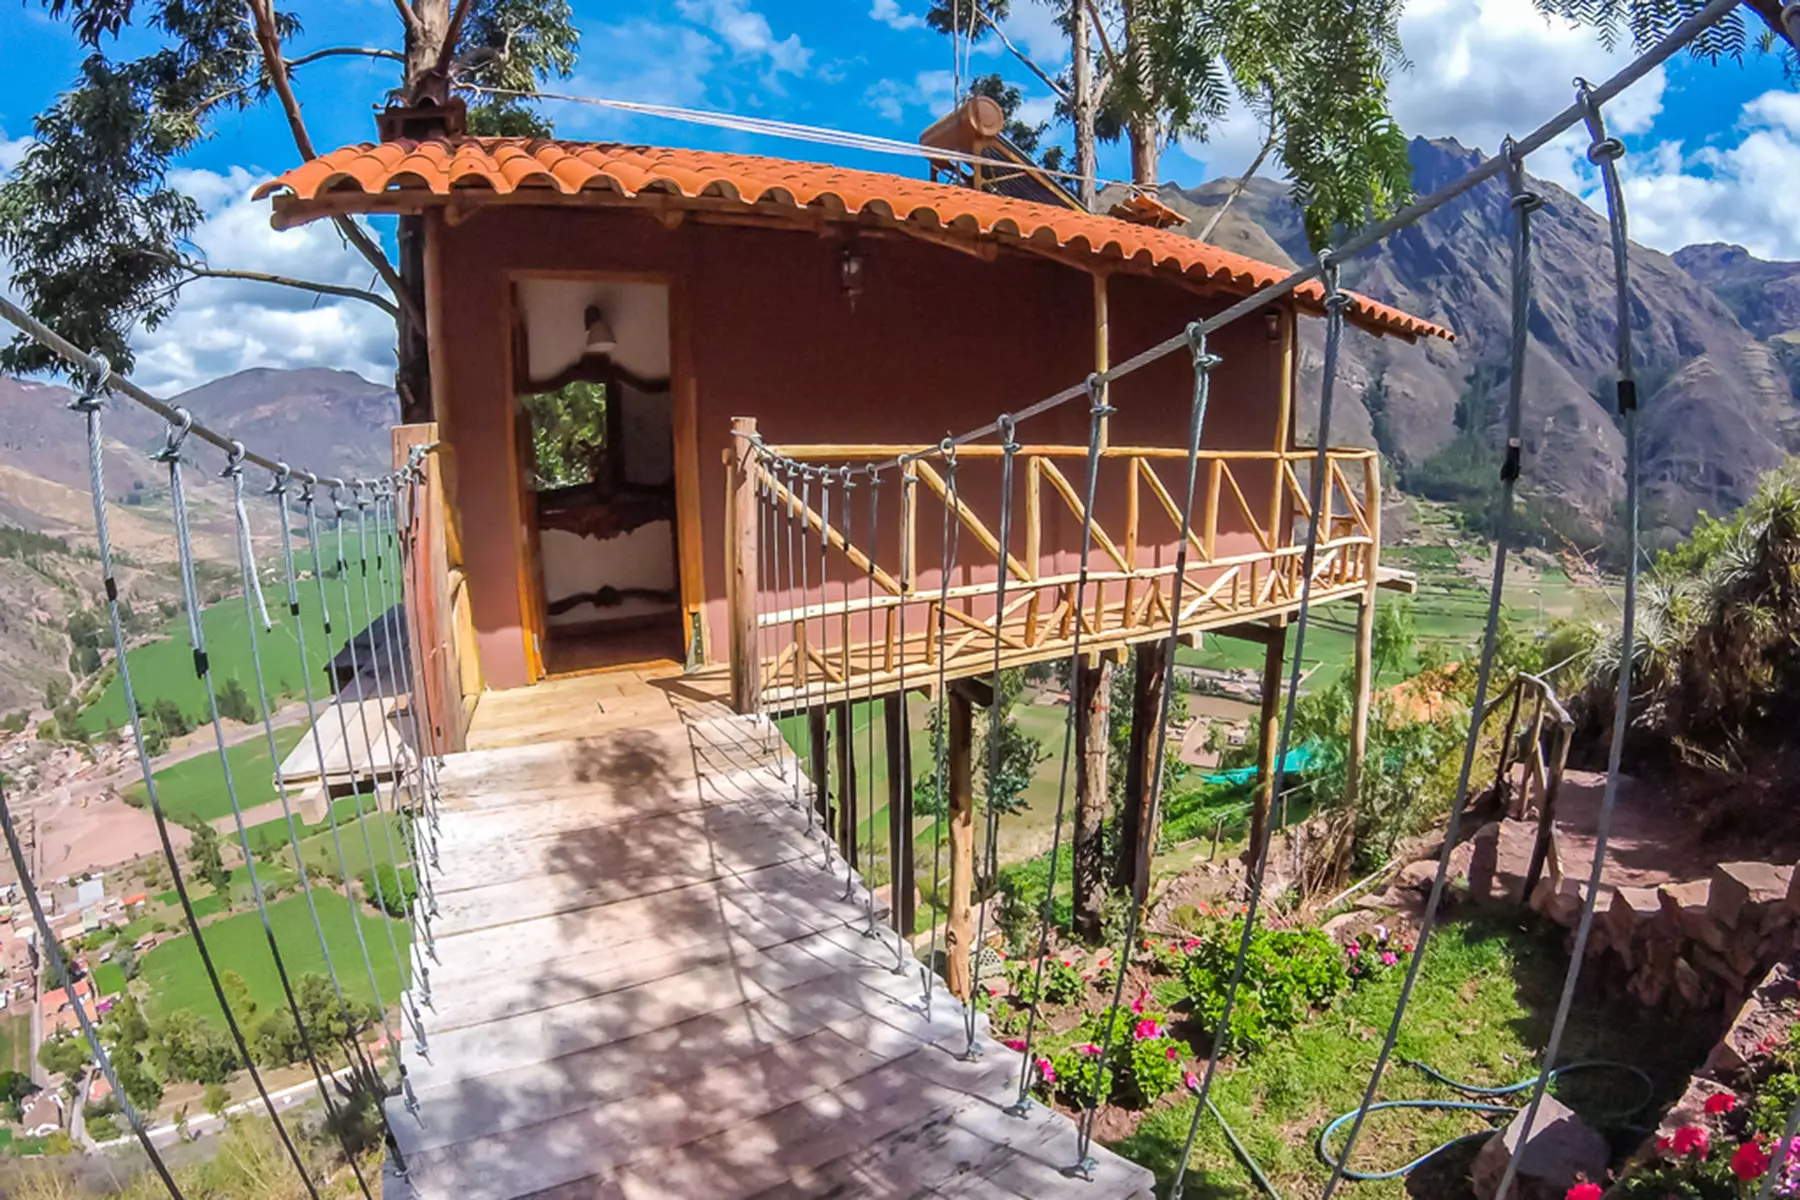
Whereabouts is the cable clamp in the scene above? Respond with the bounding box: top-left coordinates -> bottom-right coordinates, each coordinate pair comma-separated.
1510,189 -> 1545,213
1586,136 -> 1624,165
354,478 -> 373,509
67,354 -> 112,413
1616,377 -> 1638,415
1085,373 -> 1115,420
1500,440 -> 1522,484
266,462 -> 292,497
838,465 -> 854,490
997,413 -> 1019,455
220,440 -> 247,478
150,407 -> 194,463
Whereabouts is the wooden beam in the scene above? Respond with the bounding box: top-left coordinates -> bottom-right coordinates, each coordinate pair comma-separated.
728,416 -> 761,714
884,693 -> 917,938
1094,271 -> 1111,449
808,706 -> 831,832
1118,640 -> 1166,906
945,687 -> 975,1001
1346,454 -> 1383,811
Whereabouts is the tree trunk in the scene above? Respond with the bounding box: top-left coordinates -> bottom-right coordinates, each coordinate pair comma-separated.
884,694 -> 916,938
1070,0 -> 1097,210
945,688 -> 975,1000
1071,656 -> 1110,939
1248,634 -> 1284,870
395,219 -> 433,422
1121,0 -> 1159,190
1117,641 -> 1165,906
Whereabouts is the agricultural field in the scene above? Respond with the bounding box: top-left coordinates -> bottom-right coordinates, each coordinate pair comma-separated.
138,893 -> 410,1027
0,1014 -> 30,1077
122,725 -> 307,824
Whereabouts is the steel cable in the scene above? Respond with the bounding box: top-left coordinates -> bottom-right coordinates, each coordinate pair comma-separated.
922,442 -> 963,1009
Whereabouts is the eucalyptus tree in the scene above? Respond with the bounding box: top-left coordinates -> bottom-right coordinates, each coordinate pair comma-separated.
1,0 -> 577,418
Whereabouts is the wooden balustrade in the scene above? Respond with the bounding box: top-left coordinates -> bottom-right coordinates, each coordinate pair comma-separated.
733,442 -> 1382,710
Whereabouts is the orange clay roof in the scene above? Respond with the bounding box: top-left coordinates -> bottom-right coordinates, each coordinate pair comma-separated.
256,138 -> 1454,343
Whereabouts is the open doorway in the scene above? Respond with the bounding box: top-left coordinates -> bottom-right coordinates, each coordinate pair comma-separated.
514,278 -> 683,676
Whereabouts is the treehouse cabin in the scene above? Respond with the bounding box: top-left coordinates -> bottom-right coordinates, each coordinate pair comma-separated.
255,103 -> 1449,748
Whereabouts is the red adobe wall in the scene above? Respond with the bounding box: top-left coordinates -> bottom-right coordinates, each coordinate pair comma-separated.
427,206 -> 1294,691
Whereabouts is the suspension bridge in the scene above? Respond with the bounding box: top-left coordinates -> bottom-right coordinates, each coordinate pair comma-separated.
0,0 -> 1794,1196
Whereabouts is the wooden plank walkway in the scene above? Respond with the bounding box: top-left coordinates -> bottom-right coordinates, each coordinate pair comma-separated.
382,675 -> 1154,1199
278,694 -> 403,787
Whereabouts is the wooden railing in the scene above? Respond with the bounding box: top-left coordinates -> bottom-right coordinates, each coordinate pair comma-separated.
735,440 -> 1381,710
1483,671 -> 1574,900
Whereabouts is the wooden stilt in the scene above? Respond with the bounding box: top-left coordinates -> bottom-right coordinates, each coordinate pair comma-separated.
834,702 -> 857,869
1249,632 -> 1284,869
727,415 -> 760,715
1345,592 -> 1375,809
1117,640 -> 1166,905
1071,655 -> 1110,940
946,686 -> 975,1000
807,706 -> 830,831
883,692 -> 916,937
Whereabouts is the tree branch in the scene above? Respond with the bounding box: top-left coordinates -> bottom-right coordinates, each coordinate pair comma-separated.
975,9 -> 1069,102
172,265 -> 401,317
1083,0 -> 1126,79
286,46 -> 406,68
436,0 -> 478,75
1196,106 -> 1279,244
243,0 -> 418,326
389,0 -> 421,36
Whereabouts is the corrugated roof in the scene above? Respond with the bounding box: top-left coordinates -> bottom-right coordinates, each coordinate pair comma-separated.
256,137 -> 1454,343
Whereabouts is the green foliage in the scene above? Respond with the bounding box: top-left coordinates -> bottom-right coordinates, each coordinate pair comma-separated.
0,526 -> 76,561
1178,915 -> 1348,1053
150,1008 -> 235,1085
1371,595 -> 1416,686
980,669 -> 1047,820
215,677 -> 258,724
0,1072 -> 36,1123
0,712 -> 26,735
1004,953 -> 1085,1007
461,0 -> 580,136
185,819 -> 229,897
1045,1004 -> 1189,1109
522,381 -> 608,489
202,1081 -> 230,1117
360,864 -> 418,917
36,1035 -> 90,1079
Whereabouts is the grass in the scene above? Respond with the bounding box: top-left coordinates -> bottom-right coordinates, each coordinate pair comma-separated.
123,726 -> 307,825
287,810 -> 413,883
240,789 -> 377,855
1108,915 -> 1715,1198
91,962 -> 127,998
138,892 -> 410,1028
80,529 -> 393,734
0,1014 -> 29,1077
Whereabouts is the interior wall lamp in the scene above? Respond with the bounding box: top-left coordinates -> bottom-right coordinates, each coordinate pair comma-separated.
584,305 -> 617,356
840,243 -> 866,311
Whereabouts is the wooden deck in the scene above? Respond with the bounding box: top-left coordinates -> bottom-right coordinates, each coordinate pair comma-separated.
278,694 -> 404,787
383,673 -> 1155,1199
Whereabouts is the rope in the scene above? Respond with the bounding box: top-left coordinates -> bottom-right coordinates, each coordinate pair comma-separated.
217,450 -> 379,1200
922,442 -> 962,1009
1008,377 -> 1112,1116
1089,325 -> 1222,1178
156,414 -> 325,1200
1491,79 -> 1642,1200
1169,264 -> 1346,1198
965,416 -> 1020,1058
1314,138 -> 1543,1200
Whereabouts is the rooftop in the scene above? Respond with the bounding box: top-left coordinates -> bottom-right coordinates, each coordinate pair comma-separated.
255,137 -> 1454,345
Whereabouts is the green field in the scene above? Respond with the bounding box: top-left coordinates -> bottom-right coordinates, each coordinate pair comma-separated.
139,893 -> 410,1027
0,1013 -> 29,1076
81,527 -> 397,734
92,961 -> 127,998
123,726 -> 307,824
288,809 -> 414,883
241,789 -> 378,855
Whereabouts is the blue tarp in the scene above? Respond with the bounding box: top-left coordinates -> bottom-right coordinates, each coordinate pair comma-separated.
1199,741 -> 1322,786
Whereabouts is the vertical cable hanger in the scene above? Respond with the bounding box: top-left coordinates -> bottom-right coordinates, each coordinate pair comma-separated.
862,464 -> 885,940
890,461 -> 916,974
837,466 -> 859,898
1316,138 -> 1541,1200
1010,375 -> 1113,1118
797,466 -> 824,852
1492,79 -> 1643,1200
155,412 -> 325,1200
781,461 -> 805,811
922,439 -> 962,1010
964,414 -> 1020,1059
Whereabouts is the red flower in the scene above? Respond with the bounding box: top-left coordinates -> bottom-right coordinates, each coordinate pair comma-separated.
1565,1184 -> 1602,1200
1731,1141 -> 1772,1182
1704,1092 -> 1737,1115
1165,1046 -> 1179,1060
1004,1038 -> 1026,1051
1133,1018 -> 1161,1040
1668,1125 -> 1710,1158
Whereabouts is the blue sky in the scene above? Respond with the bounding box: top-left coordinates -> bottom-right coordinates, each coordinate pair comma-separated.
2,0 -> 1796,392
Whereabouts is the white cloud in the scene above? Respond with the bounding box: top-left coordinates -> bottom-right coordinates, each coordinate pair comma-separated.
676,0 -> 811,79
0,130 -> 31,175
864,69 -> 957,123
1613,90 -> 1800,260
870,0 -> 926,32
128,167 -> 395,396
996,3 -> 1069,67
562,18 -> 721,115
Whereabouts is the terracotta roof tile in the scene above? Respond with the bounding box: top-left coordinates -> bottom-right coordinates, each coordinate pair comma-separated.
255,137 -> 1453,343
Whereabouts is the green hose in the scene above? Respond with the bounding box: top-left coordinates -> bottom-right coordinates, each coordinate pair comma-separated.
1201,1058 -> 1653,1196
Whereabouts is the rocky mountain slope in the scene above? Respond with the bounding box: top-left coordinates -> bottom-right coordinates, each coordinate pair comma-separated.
0,368 -> 397,712
1150,138 -> 1800,548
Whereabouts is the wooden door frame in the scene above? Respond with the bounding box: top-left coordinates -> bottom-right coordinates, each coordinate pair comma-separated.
502,268 -> 705,678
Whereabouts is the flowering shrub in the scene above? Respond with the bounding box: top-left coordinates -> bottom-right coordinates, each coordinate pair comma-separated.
1003,955 -> 1085,1007
1344,925 -> 1413,985
1178,917 -> 1349,1053
1042,1006 -> 1190,1108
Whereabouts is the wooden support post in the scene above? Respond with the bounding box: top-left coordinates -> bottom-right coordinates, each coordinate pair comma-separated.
1345,592 -> 1375,809
727,415 -> 761,715
1522,720 -> 1572,900
1116,639 -> 1166,906
1093,272 -> 1111,449
945,687 -> 975,1000
1071,656 -> 1111,940
1248,632 -> 1285,870
808,706 -> 830,831
884,693 -> 916,938
834,702 -> 857,869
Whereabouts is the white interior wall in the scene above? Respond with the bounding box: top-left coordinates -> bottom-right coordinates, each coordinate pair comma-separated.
517,279 -> 671,383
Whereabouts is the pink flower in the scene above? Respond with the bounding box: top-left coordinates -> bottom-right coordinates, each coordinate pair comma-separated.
1704,1092 -> 1737,1115
1183,937 -> 1201,951
1133,1018 -> 1161,1040
1035,1057 -> 1057,1085
1004,1038 -> 1026,1052
1131,990 -> 1148,1015
1667,1125 -> 1710,1158
1732,1142 -> 1772,1182
1184,1071 -> 1201,1092
1165,1046 -> 1179,1061
1565,1184 -> 1602,1200
1078,1043 -> 1100,1056
1380,951 -> 1398,967
1347,942 -> 1361,958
